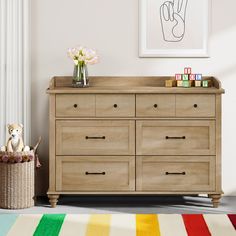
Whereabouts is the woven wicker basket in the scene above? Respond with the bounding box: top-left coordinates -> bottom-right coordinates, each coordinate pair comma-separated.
0,160 -> 34,209
0,138 -> 41,209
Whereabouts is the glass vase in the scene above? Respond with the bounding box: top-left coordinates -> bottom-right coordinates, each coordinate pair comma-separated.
72,64 -> 89,88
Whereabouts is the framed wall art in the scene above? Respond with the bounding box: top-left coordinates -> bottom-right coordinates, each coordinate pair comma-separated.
139,0 -> 210,57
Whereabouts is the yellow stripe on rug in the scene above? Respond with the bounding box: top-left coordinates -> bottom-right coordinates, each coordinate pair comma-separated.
204,214 -> 236,236
59,214 -> 90,236
158,214 -> 188,236
136,214 -> 161,236
109,214 -> 136,236
86,214 -> 111,236
7,214 -> 42,236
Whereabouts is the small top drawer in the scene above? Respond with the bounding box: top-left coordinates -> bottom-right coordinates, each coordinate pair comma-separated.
136,94 -> 175,117
56,94 -> 95,117
176,94 -> 215,117
96,94 -> 135,117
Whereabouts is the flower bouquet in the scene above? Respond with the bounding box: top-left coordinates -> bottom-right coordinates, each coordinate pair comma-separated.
67,46 -> 99,88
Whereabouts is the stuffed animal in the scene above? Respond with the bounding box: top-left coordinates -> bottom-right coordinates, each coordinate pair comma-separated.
0,124 -> 30,152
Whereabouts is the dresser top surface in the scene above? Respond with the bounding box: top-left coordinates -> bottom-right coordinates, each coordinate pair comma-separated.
47,76 -> 225,94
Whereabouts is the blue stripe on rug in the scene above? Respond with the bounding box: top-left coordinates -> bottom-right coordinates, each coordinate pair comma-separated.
0,214 -> 18,236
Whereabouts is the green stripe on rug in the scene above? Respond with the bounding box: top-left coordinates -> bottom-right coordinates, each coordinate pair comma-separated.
33,214 -> 65,236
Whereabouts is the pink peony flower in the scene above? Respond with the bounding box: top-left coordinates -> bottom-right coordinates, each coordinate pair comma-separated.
15,155 -> 22,163
2,155 -> 9,163
28,155 -> 34,161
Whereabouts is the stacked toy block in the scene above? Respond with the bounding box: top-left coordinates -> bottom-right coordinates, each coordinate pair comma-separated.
165,68 -> 212,88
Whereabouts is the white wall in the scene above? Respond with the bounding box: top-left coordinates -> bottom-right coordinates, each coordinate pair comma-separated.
31,0 -> 236,196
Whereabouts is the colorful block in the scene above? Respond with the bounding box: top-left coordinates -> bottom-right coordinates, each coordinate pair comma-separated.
202,80 -> 212,88
195,80 -> 202,87
184,67 -> 192,74
195,74 -> 202,81
177,81 -> 183,87
165,80 -> 177,87
175,74 -> 182,80
182,74 -> 189,80
183,80 -> 190,88
189,74 -> 196,80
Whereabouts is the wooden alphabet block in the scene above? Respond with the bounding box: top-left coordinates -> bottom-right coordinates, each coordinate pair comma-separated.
183,80 -> 190,88
195,80 -> 202,87
177,81 -> 183,87
165,80 -> 177,87
175,74 -> 182,80
202,80 -> 208,87
184,67 -> 192,74
195,74 -> 202,81
182,74 -> 189,81
189,74 -> 195,80
202,80 -> 212,88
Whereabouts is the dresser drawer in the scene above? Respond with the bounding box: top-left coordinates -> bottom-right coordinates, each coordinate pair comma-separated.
96,94 -> 135,117
56,120 -> 135,155
56,94 -> 95,117
136,120 -> 215,155
136,94 -> 175,117
136,156 -> 215,191
56,156 -> 135,191
176,94 -> 215,117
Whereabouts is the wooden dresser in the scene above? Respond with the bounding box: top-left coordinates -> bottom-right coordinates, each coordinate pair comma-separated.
47,76 -> 224,208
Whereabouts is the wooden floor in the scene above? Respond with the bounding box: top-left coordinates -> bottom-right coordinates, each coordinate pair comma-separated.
0,196 -> 236,214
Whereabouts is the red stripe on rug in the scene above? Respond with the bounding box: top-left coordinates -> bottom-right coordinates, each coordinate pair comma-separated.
228,214 -> 236,230
182,214 -> 211,236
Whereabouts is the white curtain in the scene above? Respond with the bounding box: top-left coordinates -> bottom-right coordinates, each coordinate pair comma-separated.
0,0 -> 30,145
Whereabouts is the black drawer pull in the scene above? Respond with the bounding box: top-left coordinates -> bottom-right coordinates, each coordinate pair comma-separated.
166,172 -> 186,175
85,136 -> 106,140
193,104 -> 198,108
166,136 -> 186,139
85,172 -> 106,175
153,104 -> 158,108
113,104 -> 118,108
73,104 -> 78,108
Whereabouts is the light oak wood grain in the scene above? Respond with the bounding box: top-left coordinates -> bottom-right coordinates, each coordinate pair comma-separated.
56,94 -> 95,117
47,76 -> 225,94
48,94 -> 56,192
96,94 -> 135,117
136,156 -> 215,191
56,156 -> 135,191
136,94 -> 175,117
176,94 -> 215,117
136,120 -> 216,155
47,76 -> 224,208
56,120 -> 135,155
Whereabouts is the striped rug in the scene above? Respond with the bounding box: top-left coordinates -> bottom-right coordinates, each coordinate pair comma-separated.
0,214 -> 236,236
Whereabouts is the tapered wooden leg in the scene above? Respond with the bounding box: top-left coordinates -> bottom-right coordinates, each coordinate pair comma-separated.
209,194 -> 221,208
48,194 -> 59,208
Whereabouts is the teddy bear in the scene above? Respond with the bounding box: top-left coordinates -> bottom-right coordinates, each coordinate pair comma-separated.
0,124 -> 30,152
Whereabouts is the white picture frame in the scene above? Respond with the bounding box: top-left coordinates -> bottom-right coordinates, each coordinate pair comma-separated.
139,0 -> 210,57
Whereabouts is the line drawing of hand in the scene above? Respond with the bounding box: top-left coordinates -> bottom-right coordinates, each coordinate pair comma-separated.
160,0 -> 188,42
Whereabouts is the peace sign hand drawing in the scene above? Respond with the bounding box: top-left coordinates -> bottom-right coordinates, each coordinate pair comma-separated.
160,0 -> 188,42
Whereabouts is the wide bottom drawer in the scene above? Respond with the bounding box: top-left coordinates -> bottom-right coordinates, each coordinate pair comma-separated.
136,156 -> 215,191
56,156 -> 135,191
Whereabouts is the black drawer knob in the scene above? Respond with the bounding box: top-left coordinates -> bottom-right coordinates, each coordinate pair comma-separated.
113,104 -> 118,108
74,104 -> 78,108
193,104 -> 198,108
154,104 -> 158,108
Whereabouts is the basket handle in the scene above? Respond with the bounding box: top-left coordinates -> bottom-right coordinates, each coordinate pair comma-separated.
33,137 -> 42,168
33,136 -> 41,153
